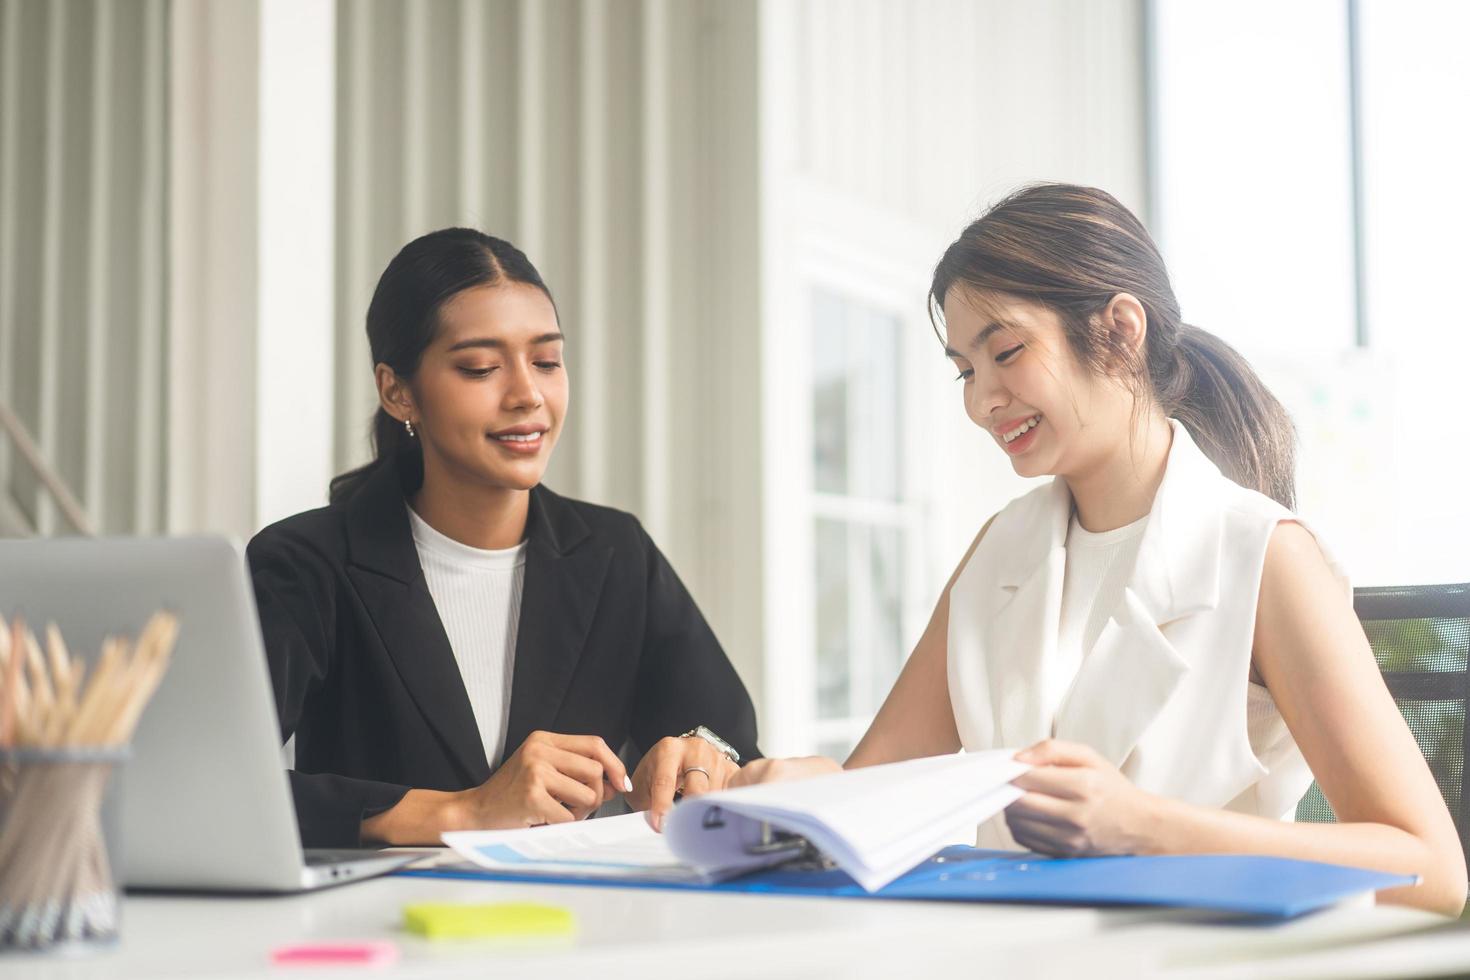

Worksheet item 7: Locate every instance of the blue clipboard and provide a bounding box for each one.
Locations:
[397,845,1416,919]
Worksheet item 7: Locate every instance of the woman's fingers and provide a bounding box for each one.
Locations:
[548,733,630,794]
[525,786,578,826]
[725,759,768,789]
[1006,811,1093,858]
[630,735,728,831]
[642,739,686,832]
[1011,766,1088,801]
[1005,814,1070,855]
[1014,738,1102,768]
[542,769,601,818]
[680,769,713,795]
[674,747,731,800]
[544,747,612,811]
[1005,791,1076,826]
[726,756,840,789]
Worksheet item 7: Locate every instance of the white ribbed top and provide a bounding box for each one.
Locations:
[407,505,526,769]
[1048,512,1149,727]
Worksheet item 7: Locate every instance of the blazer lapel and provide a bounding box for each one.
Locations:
[1052,589,1189,765]
[343,458,489,784]
[983,478,1070,749]
[1053,421,1225,765]
[502,487,612,758]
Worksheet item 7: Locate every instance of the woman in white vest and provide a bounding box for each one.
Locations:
[734,184,1465,914]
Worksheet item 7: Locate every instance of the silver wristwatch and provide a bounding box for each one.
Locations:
[681,725,740,764]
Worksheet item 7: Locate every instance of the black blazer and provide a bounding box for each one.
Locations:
[246,456,760,847]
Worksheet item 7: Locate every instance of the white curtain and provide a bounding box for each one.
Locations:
[0,0,169,536]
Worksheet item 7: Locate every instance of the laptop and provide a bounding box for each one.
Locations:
[0,535,414,892]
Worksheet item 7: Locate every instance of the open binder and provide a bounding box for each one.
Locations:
[419,752,1416,918]
[662,750,1028,890]
[438,752,1026,891]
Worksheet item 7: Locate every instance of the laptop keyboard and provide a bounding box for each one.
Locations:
[303,849,388,866]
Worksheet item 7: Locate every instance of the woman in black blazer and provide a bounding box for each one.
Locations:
[248,229,758,848]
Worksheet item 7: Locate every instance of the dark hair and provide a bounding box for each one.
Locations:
[929,183,1296,509]
[328,228,556,505]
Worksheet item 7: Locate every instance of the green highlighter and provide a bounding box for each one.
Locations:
[402,902,576,940]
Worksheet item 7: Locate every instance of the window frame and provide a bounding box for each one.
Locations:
[761,197,947,756]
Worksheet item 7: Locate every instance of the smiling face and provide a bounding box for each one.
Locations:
[942,287,1141,483]
[379,282,567,494]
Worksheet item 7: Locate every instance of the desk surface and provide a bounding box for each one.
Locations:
[0,872,1452,980]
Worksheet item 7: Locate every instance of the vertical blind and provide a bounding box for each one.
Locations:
[336,0,668,516]
[0,0,168,536]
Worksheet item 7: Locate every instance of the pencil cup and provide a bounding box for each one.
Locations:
[0,746,127,953]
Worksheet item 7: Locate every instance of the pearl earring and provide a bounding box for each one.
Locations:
[404,419,415,438]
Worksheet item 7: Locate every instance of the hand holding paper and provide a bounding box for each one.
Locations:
[1008,738,1160,857]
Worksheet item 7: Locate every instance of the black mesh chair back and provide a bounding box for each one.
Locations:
[1296,583,1470,883]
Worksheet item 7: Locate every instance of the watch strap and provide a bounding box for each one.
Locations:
[680,725,740,764]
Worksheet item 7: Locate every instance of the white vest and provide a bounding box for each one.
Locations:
[947,421,1346,848]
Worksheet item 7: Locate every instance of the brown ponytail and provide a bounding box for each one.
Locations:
[929,183,1297,509]
[1160,324,1296,510]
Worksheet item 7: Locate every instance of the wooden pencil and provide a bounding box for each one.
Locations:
[0,612,178,947]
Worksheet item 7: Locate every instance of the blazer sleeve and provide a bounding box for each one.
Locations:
[627,526,761,762]
[246,527,411,847]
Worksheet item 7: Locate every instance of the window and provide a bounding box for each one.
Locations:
[1149,0,1470,584]
[809,287,919,758]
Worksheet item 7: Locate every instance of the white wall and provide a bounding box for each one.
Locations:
[167,0,260,538]
[167,0,338,539]
[256,0,336,530]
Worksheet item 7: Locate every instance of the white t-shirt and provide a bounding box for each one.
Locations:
[407,506,526,770]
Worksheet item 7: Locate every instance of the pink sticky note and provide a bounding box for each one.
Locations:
[270,941,400,967]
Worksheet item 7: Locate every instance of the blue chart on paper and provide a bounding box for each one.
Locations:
[398,845,1416,919]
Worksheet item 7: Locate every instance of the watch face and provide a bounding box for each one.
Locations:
[691,726,739,762]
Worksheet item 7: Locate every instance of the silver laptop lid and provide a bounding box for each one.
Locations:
[0,535,305,890]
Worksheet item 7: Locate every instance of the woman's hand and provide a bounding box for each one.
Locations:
[628,735,740,832]
[448,730,631,830]
[1005,739,1162,857]
[726,755,842,790]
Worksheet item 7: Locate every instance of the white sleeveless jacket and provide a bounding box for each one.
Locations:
[947,421,1346,849]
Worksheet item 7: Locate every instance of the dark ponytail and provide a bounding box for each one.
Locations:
[328,228,555,505]
[1157,324,1296,510]
[929,183,1297,509]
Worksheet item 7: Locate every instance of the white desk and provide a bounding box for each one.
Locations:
[0,874,1452,979]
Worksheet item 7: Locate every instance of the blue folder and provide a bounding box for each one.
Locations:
[397,845,1415,919]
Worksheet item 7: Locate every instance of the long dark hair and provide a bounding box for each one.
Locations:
[328,228,556,505]
[929,183,1296,509]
